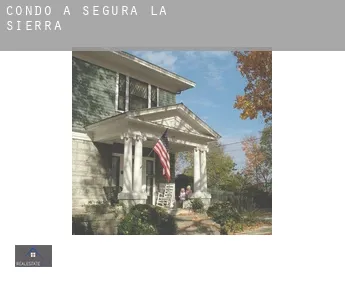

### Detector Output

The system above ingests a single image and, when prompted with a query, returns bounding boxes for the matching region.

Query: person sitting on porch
[185,185,193,199]
[179,188,186,207]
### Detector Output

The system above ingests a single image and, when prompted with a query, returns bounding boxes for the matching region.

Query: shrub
[117,204,177,235]
[223,219,244,234]
[190,198,205,213]
[207,202,267,234]
[207,202,242,226]
[117,213,158,235]
[243,209,259,226]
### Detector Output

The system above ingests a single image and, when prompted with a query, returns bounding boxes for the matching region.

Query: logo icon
[25,247,43,259]
[15,245,52,267]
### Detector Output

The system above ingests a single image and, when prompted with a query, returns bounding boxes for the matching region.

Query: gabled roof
[114,51,196,89]
[72,50,196,93]
[86,103,221,140]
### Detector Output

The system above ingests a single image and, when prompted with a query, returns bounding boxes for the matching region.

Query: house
[25,247,40,258]
[72,51,221,213]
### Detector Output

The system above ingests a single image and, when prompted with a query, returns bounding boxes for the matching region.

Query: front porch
[85,103,221,209]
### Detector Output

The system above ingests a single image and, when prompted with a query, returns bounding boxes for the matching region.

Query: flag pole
[147,147,155,157]
[147,129,168,157]
[141,147,154,168]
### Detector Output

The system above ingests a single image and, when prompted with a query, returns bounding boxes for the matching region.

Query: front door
[111,154,155,203]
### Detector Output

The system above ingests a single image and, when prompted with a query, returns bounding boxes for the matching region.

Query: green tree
[260,125,272,168]
[228,171,252,192]
[176,142,237,189]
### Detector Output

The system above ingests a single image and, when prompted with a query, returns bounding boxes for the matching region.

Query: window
[151,86,157,107]
[118,74,126,111]
[116,72,174,111]
[129,78,148,110]
[158,88,175,106]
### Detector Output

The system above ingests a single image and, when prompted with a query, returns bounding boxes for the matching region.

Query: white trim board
[72,131,92,141]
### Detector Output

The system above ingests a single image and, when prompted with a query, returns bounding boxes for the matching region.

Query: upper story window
[151,86,158,108]
[114,72,176,112]
[158,88,175,106]
[118,74,126,111]
[129,77,148,111]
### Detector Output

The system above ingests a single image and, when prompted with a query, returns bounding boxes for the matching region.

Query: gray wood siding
[72,57,116,132]
[72,56,177,133]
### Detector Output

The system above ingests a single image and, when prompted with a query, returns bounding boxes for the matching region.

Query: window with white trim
[129,77,149,110]
[115,72,175,111]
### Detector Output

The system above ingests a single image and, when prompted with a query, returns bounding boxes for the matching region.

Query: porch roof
[85,103,221,150]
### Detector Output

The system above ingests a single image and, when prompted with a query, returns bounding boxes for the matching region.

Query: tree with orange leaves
[233,51,272,123]
[242,132,272,192]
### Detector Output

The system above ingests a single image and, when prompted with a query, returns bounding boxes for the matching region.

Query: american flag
[153,129,171,182]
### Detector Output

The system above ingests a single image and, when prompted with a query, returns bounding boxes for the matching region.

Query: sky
[128,51,266,168]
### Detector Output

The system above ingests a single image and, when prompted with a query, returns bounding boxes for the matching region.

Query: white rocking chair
[156,185,175,208]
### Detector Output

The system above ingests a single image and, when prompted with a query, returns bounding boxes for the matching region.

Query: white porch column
[192,147,211,209]
[118,133,147,209]
[193,148,201,193]
[122,134,132,193]
[133,135,143,193]
[200,149,207,192]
